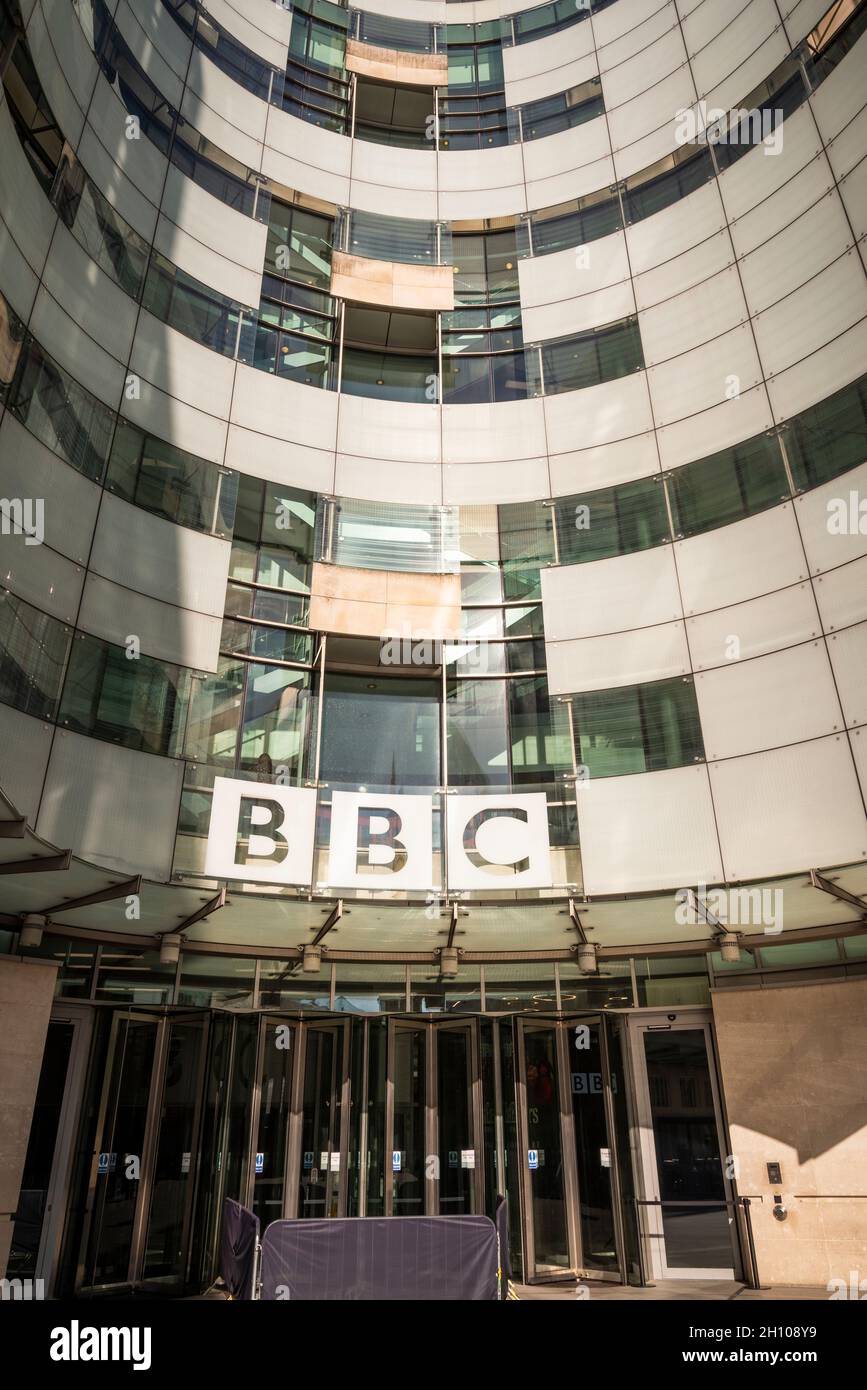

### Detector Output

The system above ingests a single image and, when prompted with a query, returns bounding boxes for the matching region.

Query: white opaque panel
[27,0,88,143]
[205,0,290,66]
[601,25,685,107]
[695,641,842,760]
[647,323,762,427]
[675,503,807,615]
[828,622,867,727]
[0,536,83,625]
[441,399,546,464]
[86,77,168,208]
[336,454,444,506]
[686,582,821,670]
[75,123,159,242]
[543,372,654,455]
[154,213,261,309]
[224,426,335,493]
[351,142,439,197]
[337,396,441,465]
[344,178,438,222]
[440,182,529,221]
[502,20,594,91]
[89,494,231,617]
[113,0,184,109]
[626,180,725,275]
[504,49,597,107]
[180,78,263,172]
[813,555,867,631]
[523,281,635,342]
[709,735,867,880]
[809,30,867,143]
[230,367,338,452]
[0,215,38,321]
[782,0,837,47]
[442,458,552,505]
[40,222,138,368]
[681,0,747,50]
[541,546,682,641]
[638,264,747,365]
[263,119,351,205]
[633,228,733,310]
[37,732,184,881]
[122,380,228,466]
[160,165,268,275]
[185,48,268,141]
[656,382,773,469]
[729,156,833,260]
[607,67,696,153]
[125,0,191,80]
[702,28,789,116]
[524,153,614,213]
[0,705,52,826]
[525,126,611,188]
[594,0,672,50]
[29,287,126,406]
[78,574,223,671]
[718,107,823,223]
[549,432,660,495]
[795,463,867,573]
[839,156,867,240]
[0,102,55,278]
[738,190,853,316]
[578,765,724,894]
[827,106,867,182]
[130,311,236,420]
[546,620,690,694]
[519,232,630,308]
[752,252,867,377]
[767,319,867,421]
[0,417,100,566]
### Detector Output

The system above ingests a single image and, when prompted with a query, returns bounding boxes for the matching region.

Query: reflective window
[321,674,441,788]
[786,375,867,491]
[9,334,113,482]
[555,477,670,564]
[668,433,788,538]
[571,677,704,777]
[59,632,192,757]
[446,678,510,785]
[509,676,572,784]
[105,420,238,536]
[537,318,644,395]
[319,497,460,573]
[0,590,71,721]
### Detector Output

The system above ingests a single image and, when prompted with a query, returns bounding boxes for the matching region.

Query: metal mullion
[284,1020,306,1219]
[128,1016,172,1288]
[600,1017,630,1286]
[425,1023,437,1216]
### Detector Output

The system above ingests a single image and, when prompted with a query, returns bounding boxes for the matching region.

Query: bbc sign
[204,778,553,891]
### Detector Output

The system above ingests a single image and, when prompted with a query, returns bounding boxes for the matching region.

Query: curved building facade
[1,0,866,1297]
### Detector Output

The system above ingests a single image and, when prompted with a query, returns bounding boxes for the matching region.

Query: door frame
[34,1004,94,1298]
[283,1017,351,1220]
[516,1014,626,1284]
[627,1009,740,1281]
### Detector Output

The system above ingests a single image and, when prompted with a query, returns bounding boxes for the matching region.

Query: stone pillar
[712,976,867,1289]
[0,955,58,1278]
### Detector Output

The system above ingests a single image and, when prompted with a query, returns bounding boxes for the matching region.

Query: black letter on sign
[235,797,289,864]
[463,808,529,875]
[356,806,408,875]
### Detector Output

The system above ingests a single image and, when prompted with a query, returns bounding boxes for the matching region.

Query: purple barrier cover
[221,1197,260,1300]
[260,1216,499,1301]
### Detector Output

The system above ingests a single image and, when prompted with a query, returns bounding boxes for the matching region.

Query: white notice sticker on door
[461,1150,475,1169]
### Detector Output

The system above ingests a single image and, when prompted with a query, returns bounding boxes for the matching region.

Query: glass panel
[410,965,481,1014]
[8,1021,75,1279]
[334,963,407,1014]
[252,1022,294,1227]
[83,1018,157,1288]
[321,675,440,789]
[484,962,557,1013]
[523,1025,570,1271]
[326,497,458,573]
[0,590,70,720]
[643,1030,731,1270]
[541,319,644,395]
[568,1022,617,1272]
[105,419,235,535]
[94,948,175,1004]
[669,434,788,538]
[58,633,191,758]
[366,1018,388,1215]
[392,1027,426,1215]
[446,678,510,785]
[10,336,113,480]
[177,957,256,1008]
[572,677,704,778]
[437,1029,476,1214]
[238,665,312,781]
[509,676,572,784]
[298,1029,341,1218]
[348,210,439,265]
[636,956,711,1007]
[142,1019,205,1285]
[786,375,867,490]
[555,477,669,564]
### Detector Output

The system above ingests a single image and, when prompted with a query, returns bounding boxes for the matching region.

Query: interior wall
[0,955,58,1279]
[712,976,867,1288]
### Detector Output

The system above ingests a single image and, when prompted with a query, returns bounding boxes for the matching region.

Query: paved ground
[512,1279,829,1301]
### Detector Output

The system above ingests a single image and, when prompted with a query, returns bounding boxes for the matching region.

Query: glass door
[631,1015,738,1279]
[435,1023,480,1216]
[294,1022,349,1219]
[76,1010,208,1293]
[387,1023,428,1216]
[248,1018,297,1227]
[517,1016,626,1283]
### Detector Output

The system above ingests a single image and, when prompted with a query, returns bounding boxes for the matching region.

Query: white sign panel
[204,778,317,885]
[328,791,433,891]
[446,793,552,890]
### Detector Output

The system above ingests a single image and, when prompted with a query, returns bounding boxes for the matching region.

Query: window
[105,420,237,536]
[0,591,70,721]
[446,678,510,785]
[571,677,704,778]
[58,632,191,757]
[785,376,867,491]
[668,433,788,538]
[555,477,669,564]
[537,318,644,395]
